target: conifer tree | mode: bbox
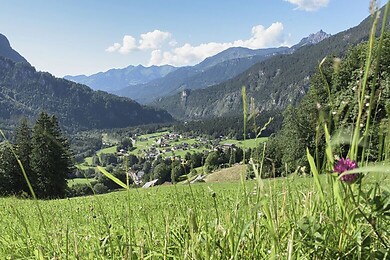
[31,112,73,198]
[0,144,20,195]
[14,118,33,194]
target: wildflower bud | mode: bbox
[333,158,359,183]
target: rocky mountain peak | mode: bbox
[294,30,331,49]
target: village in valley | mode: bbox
[70,130,264,191]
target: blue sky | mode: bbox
[0,0,377,77]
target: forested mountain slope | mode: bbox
[0,57,173,133]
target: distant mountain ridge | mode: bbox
[64,31,329,104]
[114,46,293,103]
[194,46,291,71]
[64,64,177,92]
[114,31,329,104]
[152,9,384,120]
[0,33,28,63]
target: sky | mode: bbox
[0,0,379,77]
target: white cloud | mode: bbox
[169,39,178,47]
[105,43,121,52]
[106,30,172,54]
[234,22,285,49]
[285,0,329,11]
[139,30,171,50]
[119,35,137,54]
[108,23,287,67]
[148,22,287,67]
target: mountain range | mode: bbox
[65,31,330,104]
[115,46,294,103]
[64,64,177,92]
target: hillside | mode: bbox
[0,56,173,133]
[153,9,382,120]
[64,64,177,92]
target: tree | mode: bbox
[0,119,37,196]
[142,161,152,174]
[127,154,138,166]
[30,112,73,198]
[0,144,20,195]
[153,162,171,184]
[204,151,219,173]
[189,152,203,169]
[13,118,33,194]
[100,153,117,166]
[92,155,100,166]
[171,160,183,183]
[117,138,133,152]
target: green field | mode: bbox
[221,137,268,149]
[1,170,388,258]
[136,131,169,139]
[79,145,118,167]
[67,178,95,187]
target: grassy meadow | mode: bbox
[221,137,268,149]
[0,172,388,258]
[67,178,95,187]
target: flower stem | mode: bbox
[347,185,388,249]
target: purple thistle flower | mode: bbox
[333,158,359,183]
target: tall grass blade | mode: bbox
[97,166,129,190]
[306,148,325,203]
[324,123,334,166]
[351,9,379,160]
[338,163,390,179]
